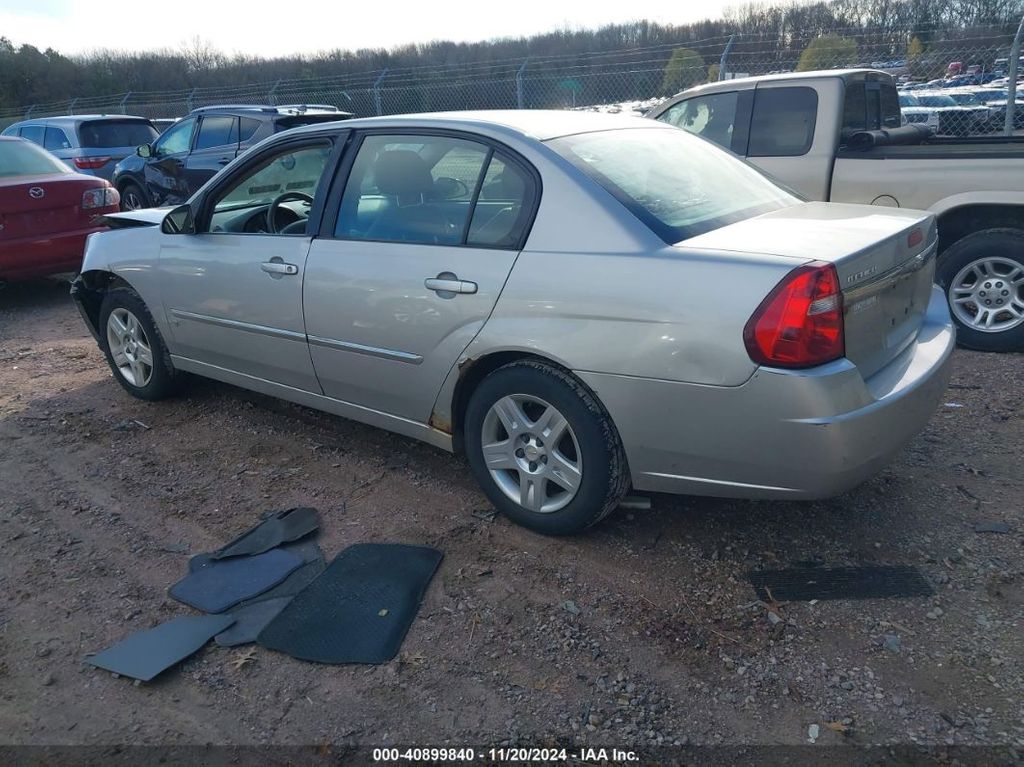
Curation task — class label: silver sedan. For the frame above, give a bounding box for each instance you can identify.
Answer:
[72,111,955,535]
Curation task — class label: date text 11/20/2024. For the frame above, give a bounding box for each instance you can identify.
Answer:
[372,747,640,762]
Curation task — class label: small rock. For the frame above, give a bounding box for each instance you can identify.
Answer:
[883,634,902,654]
[807,724,820,743]
[974,521,1010,534]
[767,611,782,625]
[926,608,944,620]
[36,647,51,658]
[563,600,581,615]
[42,673,55,686]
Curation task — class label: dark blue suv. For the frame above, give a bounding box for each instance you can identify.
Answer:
[111,104,351,210]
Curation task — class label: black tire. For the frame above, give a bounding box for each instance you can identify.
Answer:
[464,360,629,535]
[119,181,149,212]
[936,228,1024,353]
[98,287,179,400]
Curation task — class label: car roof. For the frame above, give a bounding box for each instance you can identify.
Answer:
[9,114,153,126]
[673,68,890,99]
[285,109,669,142]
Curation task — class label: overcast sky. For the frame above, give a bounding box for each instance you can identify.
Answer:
[2,0,736,57]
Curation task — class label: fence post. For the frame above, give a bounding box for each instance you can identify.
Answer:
[1005,14,1024,136]
[269,79,281,106]
[373,69,388,116]
[68,97,78,115]
[187,87,197,113]
[719,35,735,81]
[516,59,529,108]
[120,92,132,115]
[24,104,36,120]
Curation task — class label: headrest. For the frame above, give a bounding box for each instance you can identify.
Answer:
[372,150,435,197]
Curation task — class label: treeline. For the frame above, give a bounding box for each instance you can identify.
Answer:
[1,0,1023,111]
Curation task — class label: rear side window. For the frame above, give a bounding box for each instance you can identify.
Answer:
[78,120,159,148]
[747,87,817,157]
[195,116,239,150]
[656,92,738,151]
[43,127,71,150]
[18,125,44,145]
[844,82,903,131]
[467,154,534,248]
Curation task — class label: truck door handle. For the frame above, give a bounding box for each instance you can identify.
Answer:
[425,273,477,296]
[261,260,298,276]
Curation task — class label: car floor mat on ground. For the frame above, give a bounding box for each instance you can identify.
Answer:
[747,565,935,602]
[86,614,235,682]
[211,507,320,561]
[170,548,304,614]
[257,543,443,664]
[189,538,323,573]
[214,553,328,646]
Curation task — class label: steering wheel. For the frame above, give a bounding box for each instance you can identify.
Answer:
[265,191,315,234]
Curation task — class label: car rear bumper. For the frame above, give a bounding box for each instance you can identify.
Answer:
[0,225,106,281]
[578,285,955,500]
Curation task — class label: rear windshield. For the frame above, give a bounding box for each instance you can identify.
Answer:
[77,119,159,148]
[548,127,797,243]
[0,139,71,177]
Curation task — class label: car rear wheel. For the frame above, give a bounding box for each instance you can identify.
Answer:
[464,360,629,535]
[120,182,148,212]
[99,287,178,400]
[937,228,1024,352]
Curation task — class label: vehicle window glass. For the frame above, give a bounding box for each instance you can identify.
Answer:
[881,85,902,127]
[194,116,238,151]
[154,117,196,156]
[207,143,332,234]
[239,117,262,142]
[43,127,71,150]
[18,125,44,145]
[335,134,490,245]
[656,92,738,150]
[747,86,817,157]
[467,154,533,248]
[549,127,797,245]
[0,139,72,177]
[843,83,867,130]
[78,120,158,148]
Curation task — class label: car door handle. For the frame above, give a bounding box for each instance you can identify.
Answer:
[261,261,298,276]
[217,158,231,166]
[425,275,477,295]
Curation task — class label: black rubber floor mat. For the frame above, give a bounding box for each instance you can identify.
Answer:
[170,548,304,613]
[214,555,327,646]
[748,565,934,602]
[189,538,323,573]
[257,543,443,664]
[212,507,320,560]
[215,597,293,647]
[86,614,234,682]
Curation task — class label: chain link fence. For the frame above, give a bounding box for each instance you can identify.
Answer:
[1,26,1021,136]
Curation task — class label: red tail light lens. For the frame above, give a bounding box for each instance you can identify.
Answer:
[743,262,845,368]
[82,187,120,210]
[73,156,112,170]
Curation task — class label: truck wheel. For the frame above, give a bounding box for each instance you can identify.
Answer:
[937,228,1024,352]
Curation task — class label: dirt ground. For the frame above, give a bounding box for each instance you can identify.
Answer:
[0,278,1022,752]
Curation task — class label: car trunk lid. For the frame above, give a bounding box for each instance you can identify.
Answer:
[681,201,938,378]
[0,173,106,240]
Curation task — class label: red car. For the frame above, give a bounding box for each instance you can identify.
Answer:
[0,136,119,283]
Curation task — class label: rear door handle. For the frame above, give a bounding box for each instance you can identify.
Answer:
[425,273,477,296]
[261,260,298,276]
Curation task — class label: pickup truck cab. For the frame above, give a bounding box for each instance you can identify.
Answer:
[649,69,1024,351]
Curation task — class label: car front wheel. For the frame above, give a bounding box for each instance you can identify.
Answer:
[464,360,629,535]
[99,287,178,400]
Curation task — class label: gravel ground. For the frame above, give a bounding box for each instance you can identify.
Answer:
[0,278,1021,752]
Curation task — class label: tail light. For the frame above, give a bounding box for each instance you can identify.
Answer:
[73,156,112,170]
[82,187,120,210]
[743,262,845,369]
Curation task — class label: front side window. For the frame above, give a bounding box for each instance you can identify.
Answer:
[44,127,71,151]
[154,117,196,156]
[195,116,238,151]
[747,86,818,157]
[336,134,492,245]
[206,142,332,234]
[549,127,797,244]
[656,92,738,150]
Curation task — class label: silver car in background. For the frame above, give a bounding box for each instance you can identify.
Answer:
[1,115,159,181]
[71,111,955,535]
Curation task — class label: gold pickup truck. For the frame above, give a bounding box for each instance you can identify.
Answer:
[649,69,1024,352]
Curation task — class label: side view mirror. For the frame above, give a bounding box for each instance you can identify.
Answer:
[137,144,153,158]
[161,204,195,235]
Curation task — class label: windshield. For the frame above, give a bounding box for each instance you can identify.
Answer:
[78,119,159,149]
[548,127,797,244]
[917,95,958,107]
[898,94,920,107]
[0,139,71,178]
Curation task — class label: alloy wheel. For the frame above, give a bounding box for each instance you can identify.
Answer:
[106,308,154,387]
[480,394,582,514]
[948,255,1024,333]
